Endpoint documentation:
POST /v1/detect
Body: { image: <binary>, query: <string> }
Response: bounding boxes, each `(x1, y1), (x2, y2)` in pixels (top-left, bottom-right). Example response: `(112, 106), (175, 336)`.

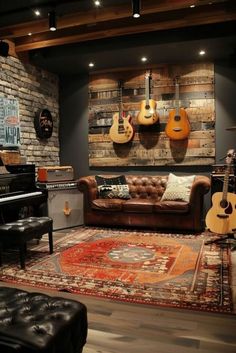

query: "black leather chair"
(0, 216), (53, 269)
(0, 286), (88, 353)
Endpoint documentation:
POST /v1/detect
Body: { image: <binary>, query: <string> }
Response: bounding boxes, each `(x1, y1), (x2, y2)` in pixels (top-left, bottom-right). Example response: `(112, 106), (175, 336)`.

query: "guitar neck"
(222, 149), (234, 199)
(175, 82), (180, 115)
(145, 73), (150, 105)
(222, 164), (230, 200)
(118, 84), (123, 123)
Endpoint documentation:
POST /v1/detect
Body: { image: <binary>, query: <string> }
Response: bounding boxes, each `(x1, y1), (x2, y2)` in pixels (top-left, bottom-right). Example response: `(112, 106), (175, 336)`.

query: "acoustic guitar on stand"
(137, 70), (159, 125)
(109, 81), (134, 144)
(205, 149), (236, 234)
(165, 77), (190, 140)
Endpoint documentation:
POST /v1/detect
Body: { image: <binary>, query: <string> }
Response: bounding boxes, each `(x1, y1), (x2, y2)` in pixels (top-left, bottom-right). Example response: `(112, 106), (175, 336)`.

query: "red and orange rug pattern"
(0, 227), (233, 313)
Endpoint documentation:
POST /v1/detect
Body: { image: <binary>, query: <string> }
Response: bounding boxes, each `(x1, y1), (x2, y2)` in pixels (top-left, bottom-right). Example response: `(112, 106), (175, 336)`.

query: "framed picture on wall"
(0, 97), (21, 147)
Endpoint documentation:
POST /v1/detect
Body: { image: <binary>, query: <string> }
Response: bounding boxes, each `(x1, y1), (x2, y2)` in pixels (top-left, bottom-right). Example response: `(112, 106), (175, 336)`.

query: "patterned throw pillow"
(95, 175), (127, 186)
(97, 184), (130, 199)
(95, 175), (130, 199)
(161, 173), (195, 202)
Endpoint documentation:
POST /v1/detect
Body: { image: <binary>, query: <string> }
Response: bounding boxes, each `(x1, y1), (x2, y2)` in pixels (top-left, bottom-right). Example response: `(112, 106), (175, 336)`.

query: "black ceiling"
(0, 1), (236, 75)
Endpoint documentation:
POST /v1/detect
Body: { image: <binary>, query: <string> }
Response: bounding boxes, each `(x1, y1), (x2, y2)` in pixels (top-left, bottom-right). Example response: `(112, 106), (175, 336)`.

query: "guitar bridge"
(217, 214), (229, 219)
(173, 127), (182, 132)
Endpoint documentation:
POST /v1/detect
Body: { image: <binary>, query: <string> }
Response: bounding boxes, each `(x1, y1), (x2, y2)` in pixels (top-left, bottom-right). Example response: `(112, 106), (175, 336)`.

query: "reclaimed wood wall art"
(88, 63), (215, 167)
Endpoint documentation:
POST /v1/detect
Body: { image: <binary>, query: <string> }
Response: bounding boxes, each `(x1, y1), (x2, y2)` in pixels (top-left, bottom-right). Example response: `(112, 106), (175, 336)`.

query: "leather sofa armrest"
(189, 175), (211, 203)
(77, 176), (98, 210)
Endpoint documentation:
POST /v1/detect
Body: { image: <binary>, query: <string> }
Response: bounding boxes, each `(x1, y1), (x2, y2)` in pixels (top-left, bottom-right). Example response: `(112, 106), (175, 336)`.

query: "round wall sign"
(34, 109), (53, 139)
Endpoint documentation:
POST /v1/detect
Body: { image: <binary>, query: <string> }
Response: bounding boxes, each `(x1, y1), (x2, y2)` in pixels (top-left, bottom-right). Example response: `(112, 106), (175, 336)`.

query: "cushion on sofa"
(97, 184), (130, 199)
(123, 199), (155, 213)
(95, 175), (127, 186)
(95, 175), (131, 199)
(92, 198), (125, 211)
(154, 200), (190, 213)
(161, 173), (195, 202)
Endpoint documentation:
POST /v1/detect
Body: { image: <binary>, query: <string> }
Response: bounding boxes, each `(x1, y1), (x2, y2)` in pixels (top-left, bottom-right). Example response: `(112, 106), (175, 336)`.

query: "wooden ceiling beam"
(0, 0), (228, 39)
(14, 3), (236, 52)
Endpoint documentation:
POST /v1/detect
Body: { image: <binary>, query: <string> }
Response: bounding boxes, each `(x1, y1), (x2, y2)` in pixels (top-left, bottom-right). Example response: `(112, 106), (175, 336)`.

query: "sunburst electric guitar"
(137, 71), (159, 125)
(205, 149), (236, 234)
(109, 81), (134, 144)
(165, 78), (190, 140)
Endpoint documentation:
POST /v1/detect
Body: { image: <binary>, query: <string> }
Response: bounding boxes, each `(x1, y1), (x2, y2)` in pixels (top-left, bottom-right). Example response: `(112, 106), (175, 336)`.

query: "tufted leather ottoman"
(0, 216), (53, 269)
(0, 286), (88, 353)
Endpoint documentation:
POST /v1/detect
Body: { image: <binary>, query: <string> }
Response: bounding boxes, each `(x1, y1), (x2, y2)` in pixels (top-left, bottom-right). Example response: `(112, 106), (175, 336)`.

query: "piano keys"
(0, 191), (43, 203)
(0, 163), (48, 223)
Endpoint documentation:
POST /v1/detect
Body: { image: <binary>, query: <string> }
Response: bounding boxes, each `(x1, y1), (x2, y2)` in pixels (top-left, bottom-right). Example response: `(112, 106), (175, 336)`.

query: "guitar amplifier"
(210, 174), (235, 196)
(212, 164), (234, 175)
(38, 181), (84, 231)
(37, 166), (74, 182)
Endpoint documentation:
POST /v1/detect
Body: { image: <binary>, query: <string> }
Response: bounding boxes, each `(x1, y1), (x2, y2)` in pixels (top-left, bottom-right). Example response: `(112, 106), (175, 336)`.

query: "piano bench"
(0, 286), (88, 353)
(0, 216), (53, 269)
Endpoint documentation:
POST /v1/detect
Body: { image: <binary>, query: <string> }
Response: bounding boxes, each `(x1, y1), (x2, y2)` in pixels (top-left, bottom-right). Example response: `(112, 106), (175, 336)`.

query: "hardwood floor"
(1, 228), (236, 353)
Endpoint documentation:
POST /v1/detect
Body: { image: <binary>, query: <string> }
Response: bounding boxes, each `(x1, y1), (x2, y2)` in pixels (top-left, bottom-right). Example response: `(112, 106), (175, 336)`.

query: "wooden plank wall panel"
(88, 63), (215, 167)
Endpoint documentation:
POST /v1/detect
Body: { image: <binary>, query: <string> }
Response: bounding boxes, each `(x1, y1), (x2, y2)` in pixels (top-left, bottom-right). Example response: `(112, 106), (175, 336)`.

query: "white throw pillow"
(161, 173), (195, 202)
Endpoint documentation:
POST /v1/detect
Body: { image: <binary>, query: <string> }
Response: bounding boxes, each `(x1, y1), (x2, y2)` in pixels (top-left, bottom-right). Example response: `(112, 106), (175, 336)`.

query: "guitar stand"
(205, 230), (236, 251)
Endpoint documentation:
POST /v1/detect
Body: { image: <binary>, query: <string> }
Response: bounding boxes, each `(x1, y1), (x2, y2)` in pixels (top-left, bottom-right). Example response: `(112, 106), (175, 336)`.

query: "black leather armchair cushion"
(0, 286), (88, 353)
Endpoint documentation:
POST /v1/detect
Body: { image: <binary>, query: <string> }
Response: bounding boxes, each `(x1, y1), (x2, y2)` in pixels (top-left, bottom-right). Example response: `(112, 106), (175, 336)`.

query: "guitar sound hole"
(220, 199), (228, 208)
(145, 105), (150, 110)
(220, 200), (233, 214)
(174, 115), (181, 121)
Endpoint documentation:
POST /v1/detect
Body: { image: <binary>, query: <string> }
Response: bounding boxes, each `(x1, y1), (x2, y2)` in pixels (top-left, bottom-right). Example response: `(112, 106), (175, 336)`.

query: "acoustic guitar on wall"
(137, 70), (159, 126)
(205, 149), (236, 234)
(109, 81), (134, 144)
(165, 77), (190, 140)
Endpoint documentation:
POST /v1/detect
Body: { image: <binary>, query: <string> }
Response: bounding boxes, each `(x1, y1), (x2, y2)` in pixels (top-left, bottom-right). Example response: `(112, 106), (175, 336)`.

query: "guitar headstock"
(145, 70), (151, 79)
(226, 149), (235, 165)
(174, 75), (180, 86)
(118, 80), (124, 89)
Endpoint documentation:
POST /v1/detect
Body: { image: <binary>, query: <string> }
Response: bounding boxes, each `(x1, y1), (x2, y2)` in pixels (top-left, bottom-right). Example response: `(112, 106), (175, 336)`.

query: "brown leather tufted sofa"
(77, 174), (210, 232)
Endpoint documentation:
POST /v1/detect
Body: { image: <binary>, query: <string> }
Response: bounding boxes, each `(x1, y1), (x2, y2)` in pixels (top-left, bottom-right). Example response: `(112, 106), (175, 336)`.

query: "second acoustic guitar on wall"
(137, 70), (159, 126)
(165, 77), (190, 140)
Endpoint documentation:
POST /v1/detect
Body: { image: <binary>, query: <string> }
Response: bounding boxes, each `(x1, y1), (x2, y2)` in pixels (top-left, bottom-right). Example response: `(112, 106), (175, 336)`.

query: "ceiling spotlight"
(199, 50), (206, 56)
(94, 0), (101, 6)
(34, 9), (41, 16)
(49, 11), (57, 31)
(141, 56), (147, 62)
(88, 62), (95, 67)
(132, 0), (141, 18)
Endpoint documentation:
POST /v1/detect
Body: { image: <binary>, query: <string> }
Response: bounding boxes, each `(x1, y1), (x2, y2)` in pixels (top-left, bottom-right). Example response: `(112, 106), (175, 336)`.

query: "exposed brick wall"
(0, 54), (60, 168)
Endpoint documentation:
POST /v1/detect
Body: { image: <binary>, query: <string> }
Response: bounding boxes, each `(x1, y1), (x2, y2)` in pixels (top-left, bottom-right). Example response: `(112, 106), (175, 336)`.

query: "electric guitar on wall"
(165, 77), (190, 140)
(109, 81), (134, 144)
(205, 149), (236, 234)
(137, 70), (159, 125)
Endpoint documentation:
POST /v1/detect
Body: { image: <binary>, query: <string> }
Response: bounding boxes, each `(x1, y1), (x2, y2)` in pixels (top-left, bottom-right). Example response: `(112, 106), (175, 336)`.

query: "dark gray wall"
(59, 62), (236, 179)
(215, 63), (236, 162)
(59, 74), (89, 179)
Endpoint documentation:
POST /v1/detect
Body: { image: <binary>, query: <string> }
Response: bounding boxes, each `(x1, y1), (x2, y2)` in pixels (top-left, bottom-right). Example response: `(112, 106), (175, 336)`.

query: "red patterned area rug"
(0, 227), (233, 313)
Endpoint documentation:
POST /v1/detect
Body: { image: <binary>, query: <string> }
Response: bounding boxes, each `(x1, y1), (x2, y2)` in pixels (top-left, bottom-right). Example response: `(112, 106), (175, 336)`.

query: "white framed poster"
(0, 97), (21, 146)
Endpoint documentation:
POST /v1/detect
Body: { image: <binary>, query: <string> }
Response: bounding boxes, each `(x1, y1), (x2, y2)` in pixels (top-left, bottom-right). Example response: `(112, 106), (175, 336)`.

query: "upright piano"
(0, 163), (48, 223)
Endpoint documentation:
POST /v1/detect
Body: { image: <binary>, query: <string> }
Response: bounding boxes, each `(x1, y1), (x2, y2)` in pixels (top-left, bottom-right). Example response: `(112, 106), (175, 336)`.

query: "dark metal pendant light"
(49, 11), (56, 31)
(132, 0), (141, 18)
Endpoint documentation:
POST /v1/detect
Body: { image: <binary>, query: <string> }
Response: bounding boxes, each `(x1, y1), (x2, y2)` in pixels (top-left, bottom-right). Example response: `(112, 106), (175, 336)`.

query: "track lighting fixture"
(0, 40), (9, 57)
(48, 11), (56, 31)
(94, 0), (101, 6)
(132, 0), (141, 18)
